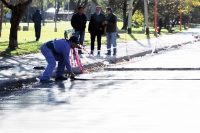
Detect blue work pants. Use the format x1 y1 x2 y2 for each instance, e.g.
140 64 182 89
40 45 65 80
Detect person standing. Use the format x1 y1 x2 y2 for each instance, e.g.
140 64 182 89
39 36 80 83
71 6 87 55
88 6 105 56
32 9 43 41
104 7 117 56
158 18 163 35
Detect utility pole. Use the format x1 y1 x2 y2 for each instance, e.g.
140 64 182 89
27 5 30 30
67 0 70 21
127 0 134 34
54 0 57 32
144 0 149 35
41 0 45 26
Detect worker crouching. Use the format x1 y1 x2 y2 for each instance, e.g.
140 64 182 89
39 36 80 83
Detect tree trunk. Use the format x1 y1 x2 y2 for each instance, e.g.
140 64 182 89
8 3 31 50
8 8 22 49
0 2 3 37
132 0 141 15
9 12 20 50
122 0 141 30
122 0 127 30
1 0 32 50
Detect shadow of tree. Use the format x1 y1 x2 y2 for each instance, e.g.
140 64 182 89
128 33 152 48
20 41 39 44
0 51 46 86
0 41 42 57
0 48 12 57
0 41 9 44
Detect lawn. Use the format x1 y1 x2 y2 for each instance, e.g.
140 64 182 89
0 21 183 57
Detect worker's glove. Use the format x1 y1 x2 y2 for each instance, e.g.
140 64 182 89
68 72 75 81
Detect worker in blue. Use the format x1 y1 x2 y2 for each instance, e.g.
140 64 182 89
39 36 80 83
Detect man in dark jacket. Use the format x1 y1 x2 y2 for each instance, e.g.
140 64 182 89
39 36 80 83
104 7 117 56
158 18 163 35
32 10 43 41
71 6 87 54
88 6 105 56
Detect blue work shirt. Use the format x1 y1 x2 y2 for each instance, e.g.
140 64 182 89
53 39 72 72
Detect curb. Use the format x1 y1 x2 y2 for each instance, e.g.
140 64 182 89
0 40 198 91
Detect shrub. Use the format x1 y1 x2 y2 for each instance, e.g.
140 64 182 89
132 10 144 27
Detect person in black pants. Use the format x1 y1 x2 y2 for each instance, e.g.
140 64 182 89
71 6 87 55
158 18 163 35
88 6 105 56
32 9 43 41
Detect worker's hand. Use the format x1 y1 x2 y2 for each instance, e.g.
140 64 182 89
69 72 75 81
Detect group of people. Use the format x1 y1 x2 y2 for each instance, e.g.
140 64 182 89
38 6 117 83
71 6 118 56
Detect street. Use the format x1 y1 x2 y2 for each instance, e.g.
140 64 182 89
1 42 200 133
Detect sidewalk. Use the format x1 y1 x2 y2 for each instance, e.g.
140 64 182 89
0 27 200 90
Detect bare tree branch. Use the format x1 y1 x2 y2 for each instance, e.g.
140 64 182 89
1 0 13 9
23 0 32 7
77 0 81 7
91 0 98 5
132 0 141 15
1 0 32 9
82 0 88 7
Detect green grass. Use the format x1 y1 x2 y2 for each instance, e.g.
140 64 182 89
0 21 185 57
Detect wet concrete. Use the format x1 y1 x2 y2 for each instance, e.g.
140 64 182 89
1 42 200 132
1 71 200 133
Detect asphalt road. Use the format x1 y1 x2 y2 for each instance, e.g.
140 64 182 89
1 42 200 133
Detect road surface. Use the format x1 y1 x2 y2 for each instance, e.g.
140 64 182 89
1 42 200 133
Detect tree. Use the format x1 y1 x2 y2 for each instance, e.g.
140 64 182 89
191 0 200 23
123 0 143 30
1 0 32 50
0 1 3 37
46 0 98 12
192 0 200 7
100 0 142 30
70 0 90 12
150 0 200 29
121 0 127 29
